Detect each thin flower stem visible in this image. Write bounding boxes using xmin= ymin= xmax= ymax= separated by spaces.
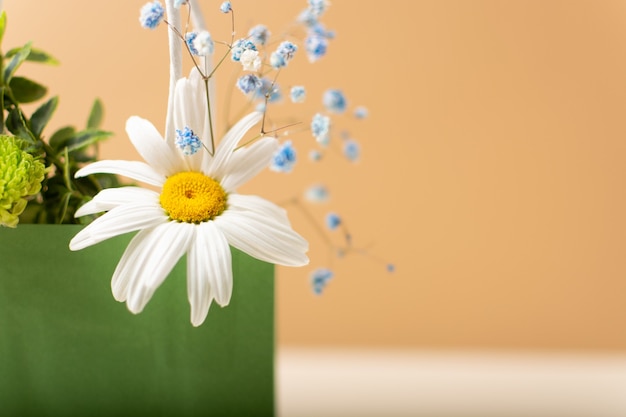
xmin=230 ymin=9 xmax=236 ymax=45
xmin=233 ymin=121 xmax=302 ymax=151
xmin=188 ymin=0 xmax=207 ymax=31
xmin=203 ymin=78 xmax=216 ymax=156
xmin=206 ymin=48 xmax=231 ymax=80
xmin=260 ymin=68 xmax=282 ymax=134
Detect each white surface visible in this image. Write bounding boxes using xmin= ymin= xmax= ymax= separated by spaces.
xmin=277 ymin=348 xmax=626 ymax=417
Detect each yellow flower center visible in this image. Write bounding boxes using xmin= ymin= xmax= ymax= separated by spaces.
xmin=160 ymin=172 xmax=227 ymax=223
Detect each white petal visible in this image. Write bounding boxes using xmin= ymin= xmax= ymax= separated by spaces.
xmin=220 ymin=137 xmax=279 ymax=191
xmin=126 ymin=116 xmax=185 ymax=176
xmin=173 ymin=69 xmax=206 ymax=172
xmin=75 ymin=187 xmax=159 ymax=217
xmin=69 ymin=202 xmax=168 ymax=250
xmin=227 ymin=194 xmax=291 ymax=224
xmin=215 ymin=209 xmax=309 ymax=266
xmin=187 ymin=222 xmax=233 ymax=326
xmin=117 ymin=222 xmax=195 ymax=314
xmin=205 ymin=112 xmax=262 ymax=180
xmin=75 ymin=160 xmax=165 ymax=187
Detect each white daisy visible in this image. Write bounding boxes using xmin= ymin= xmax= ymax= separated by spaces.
xmin=69 ymin=69 xmax=309 ymax=326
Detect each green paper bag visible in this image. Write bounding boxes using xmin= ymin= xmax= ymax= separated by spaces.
xmin=0 ymin=225 xmax=274 ymax=417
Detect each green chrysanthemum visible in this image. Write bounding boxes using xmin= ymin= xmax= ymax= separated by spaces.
xmin=0 ymin=135 xmax=46 ymax=227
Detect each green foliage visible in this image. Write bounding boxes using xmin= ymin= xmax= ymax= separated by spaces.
xmin=0 ymin=11 xmax=121 ymax=225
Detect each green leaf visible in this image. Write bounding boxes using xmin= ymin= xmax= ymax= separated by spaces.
xmin=9 ymin=76 xmax=47 ymax=103
xmin=6 ymin=107 xmax=33 ymax=142
xmin=31 ymin=96 xmax=59 ymax=137
xmin=3 ymin=42 xmax=32 ymax=83
xmin=0 ymin=12 xmax=7 ymax=48
xmin=87 ymin=98 xmax=104 ymax=129
xmin=65 ymin=129 xmax=112 ymax=153
xmin=5 ymin=46 xmax=59 ymax=66
xmin=49 ymin=126 xmax=76 ymax=150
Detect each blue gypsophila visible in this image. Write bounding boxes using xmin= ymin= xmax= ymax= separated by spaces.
xmin=175 ymin=127 xmax=202 ymax=156
xmin=290 ymin=86 xmax=306 ymax=103
xmin=237 ymin=74 xmax=262 ymax=95
xmin=231 ymin=39 xmax=257 ymax=62
xmin=323 ymin=89 xmax=347 ymax=114
xmin=220 ymin=1 xmax=232 ymax=13
xmin=185 ymin=32 xmax=199 ymax=55
xmin=305 ymin=34 xmax=328 ymax=62
xmin=139 ymin=1 xmax=165 ymax=30
xmin=311 ymin=113 xmax=330 ymax=145
xmin=326 ymin=212 xmax=341 ymax=230
xmin=193 ymin=31 xmax=214 ymax=56
xmin=248 ymin=25 xmax=271 ymax=46
xmin=305 ymin=184 xmax=329 ymax=203
xmin=310 ymin=268 xmax=333 ymax=295
xmin=343 ymin=139 xmax=360 ymax=162
xmin=270 ymin=141 xmax=297 ymax=173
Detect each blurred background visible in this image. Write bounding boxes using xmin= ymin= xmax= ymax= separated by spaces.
xmin=5 ymin=0 xmax=626 ymax=414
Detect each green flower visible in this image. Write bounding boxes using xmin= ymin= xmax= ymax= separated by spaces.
xmin=0 ymin=135 xmax=46 ymax=227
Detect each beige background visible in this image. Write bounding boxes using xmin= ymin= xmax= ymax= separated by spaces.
xmin=5 ymin=0 xmax=626 ymax=351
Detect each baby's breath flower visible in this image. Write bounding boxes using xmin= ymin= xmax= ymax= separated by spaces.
xmin=193 ymin=31 xmax=214 ymax=56
xmin=220 ymin=1 xmax=232 ymax=13
xmin=310 ymin=268 xmax=333 ymax=295
xmin=290 ymin=86 xmax=306 ymax=103
xmin=236 ymin=74 xmax=262 ymax=94
xmin=311 ymin=113 xmax=330 ymax=145
xmin=248 ymin=25 xmax=271 ymax=46
xmin=308 ymin=0 xmax=330 ymax=17
xmin=270 ymin=41 xmax=298 ymax=69
xmin=323 ymin=89 xmax=347 ymax=113
xmin=305 ymin=34 xmax=328 ymax=62
xmin=139 ymin=1 xmax=165 ymax=30
xmin=343 ymin=138 xmax=360 ymax=162
xmin=175 ymin=126 xmax=202 ymax=155
xmin=185 ymin=32 xmax=199 ymax=56
xmin=277 ymin=41 xmax=298 ymax=60
xmin=305 ymin=184 xmax=329 ymax=203
xmin=256 ymin=78 xmax=282 ymax=103
xmin=270 ymin=141 xmax=297 ymax=173
xmin=325 ymin=212 xmax=341 ymax=230
xmin=354 ymin=106 xmax=369 ymax=119
xmin=269 ymin=52 xmax=286 ymax=69
xmin=310 ymin=23 xmax=335 ymax=39
xmin=0 ymin=136 xmax=46 ymax=228
xmin=309 ymin=149 xmax=322 ymax=161
xmin=298 ymin=9 xmax=318 ymax=27
xmin=231 ymin=39 xmax=257 ymax=62
xmin=240 ymin=49 xmax=261 ymax=72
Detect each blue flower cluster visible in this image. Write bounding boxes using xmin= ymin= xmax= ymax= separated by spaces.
xmin=175 ymin=126 xmax=202 ymax=156
xmin=139 ymin=1 xmax=164 ymax=30
xmin=271 ymin=141 xmax=297 ymax=173
xmin=325 ymin=212 xmax=341 ymax=230
xmin=322 ymin=89 xmax=347 ymax=114
xmin=236 ymin=74 xmax=262 ymax=94
xmin=248 ymin=25 xmax=270 ymax=46
xmin=270 ymin=41 xmax=298 ymax=69
xmin=231 ymin=39 xmax=257 ymax=62
xmin=310 ymin=268 xmax=333 ymax=295
xmin=220 ymin=1 xmax=232 ymax=13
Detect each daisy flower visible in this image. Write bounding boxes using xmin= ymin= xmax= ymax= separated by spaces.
xmin=69 ymin=69 xmax=309 ymax=326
